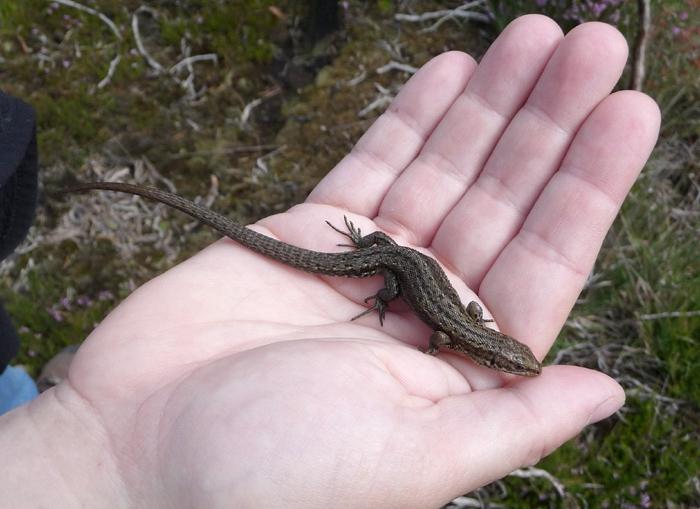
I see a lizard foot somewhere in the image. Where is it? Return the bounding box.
[325,216,363,247]
[350,294,388,325]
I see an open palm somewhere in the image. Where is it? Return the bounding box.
[45,16,659,508]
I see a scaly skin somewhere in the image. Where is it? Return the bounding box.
[66,182,542,376]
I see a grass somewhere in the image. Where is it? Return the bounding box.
[544,138,700,506]
[1,0,698,507]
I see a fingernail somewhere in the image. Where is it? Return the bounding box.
[586,393,625,425]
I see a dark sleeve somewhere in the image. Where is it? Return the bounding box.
[0,90,38,369]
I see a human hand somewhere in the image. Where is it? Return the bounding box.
[6,15,659,508]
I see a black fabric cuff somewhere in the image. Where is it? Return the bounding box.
[0,302,20,369]
[0,91,38,260]
[0,90,39,370]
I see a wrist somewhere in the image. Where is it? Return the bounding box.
[0,384,130,507]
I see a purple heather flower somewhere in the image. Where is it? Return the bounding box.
[77,295,93,307]
[591,2,606,17]
[98,290,114,301]
[47,307,63,322]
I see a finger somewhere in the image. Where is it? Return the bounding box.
[375,15,563,243]
[419,366,624,505]
[433,22,629,288]
[481,91,660,357]
[307,51,476,216]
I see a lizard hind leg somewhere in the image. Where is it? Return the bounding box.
[350,270,400,326]
[424,330,451,355]
[350,294,389,325]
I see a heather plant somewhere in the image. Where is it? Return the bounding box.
[488,0,630,32]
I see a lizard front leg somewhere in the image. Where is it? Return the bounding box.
[466,301,494,325]
[326,216,397,249]
[327,217,401,325]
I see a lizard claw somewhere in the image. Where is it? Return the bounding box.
[343,216,364,245]
[326,216,363,247]
[350,295,388,325]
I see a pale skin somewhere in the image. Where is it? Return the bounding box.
[1,16,660,508]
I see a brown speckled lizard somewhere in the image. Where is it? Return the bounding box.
[66,182,542,376]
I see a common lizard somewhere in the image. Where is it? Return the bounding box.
[66,182,542,376]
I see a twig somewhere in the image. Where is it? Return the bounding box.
[629,0,651,91]
[638,309,700,320]
[395,1,484,22]
[448,496,500,508]
[358,95,392,117]
[170,54,218,75]
[550,341,596,366]
[358,83,394,117]
[97,54,121,89]
[376,61,417,75]
[509,467,566,498]
[132,6,165,73]
[619,376,686,405]
[51,0,122,88]
[52,0,122,41]
[345,69,367,87]
[165,144,278,160]
[177,37,196,98]
[253,146,286,179]
[377,39,404,61]
[240,98,263,127]
[16,33,31,54]
[131,7,218,99]
[395,1,491,32]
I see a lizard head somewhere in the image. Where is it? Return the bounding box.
[482,333,542,377]
[454,326,542,377]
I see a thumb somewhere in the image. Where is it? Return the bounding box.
[425,366,624,503]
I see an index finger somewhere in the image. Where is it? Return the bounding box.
[307,51,475,216]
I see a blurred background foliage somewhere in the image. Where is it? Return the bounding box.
[0,1,698,507]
